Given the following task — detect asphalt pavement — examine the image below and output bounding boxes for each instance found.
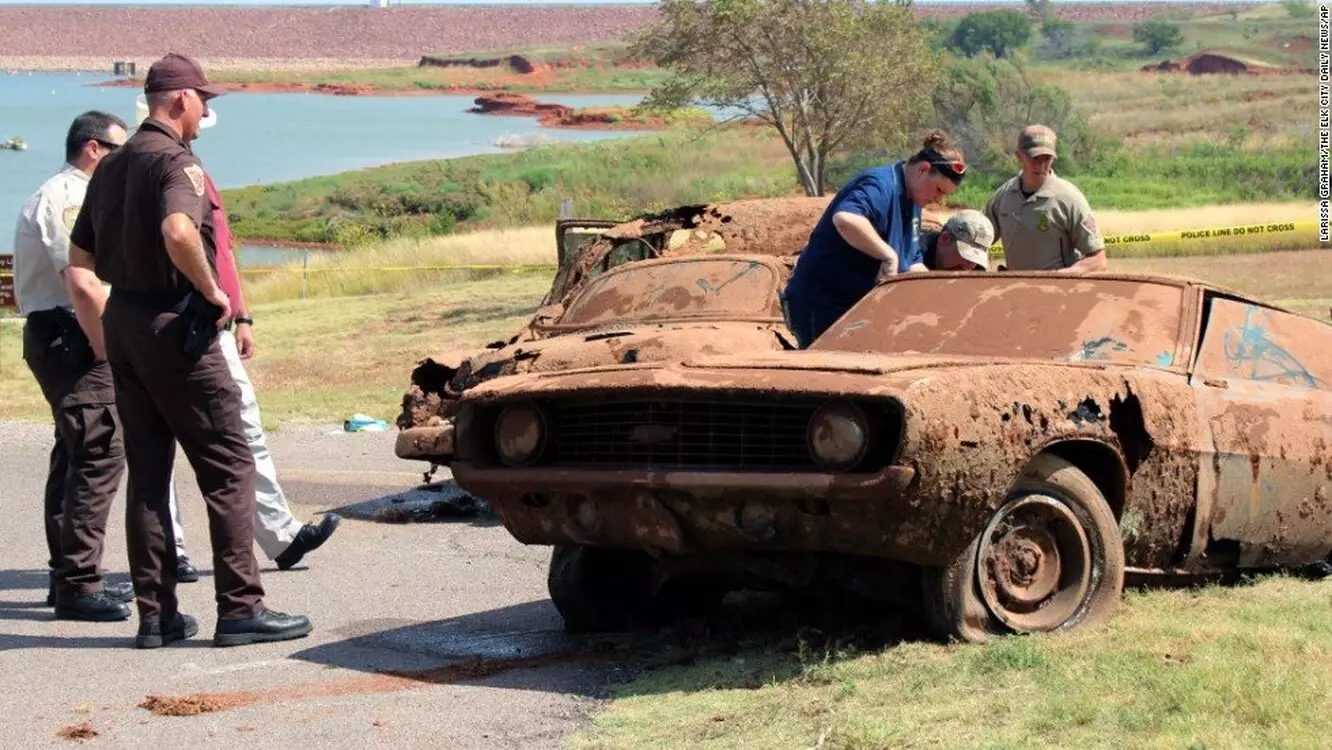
[0,419,619,749]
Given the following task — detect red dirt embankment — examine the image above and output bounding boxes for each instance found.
[0,5,657,66]
[0,4,1259,71]
[469,93,670,130]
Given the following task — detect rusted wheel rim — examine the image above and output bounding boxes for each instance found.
[976,494,1092,633]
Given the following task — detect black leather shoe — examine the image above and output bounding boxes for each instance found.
[214,610,312,647]
[177,556,200,583]
[47,580,132,606]
[274,514,342,571]
[54,592,132,622]
[136,613,199,649]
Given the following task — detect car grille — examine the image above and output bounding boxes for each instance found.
[542,397,818,470]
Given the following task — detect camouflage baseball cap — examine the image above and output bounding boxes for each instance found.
[1018,124,1057,158]
[943,210,995,270]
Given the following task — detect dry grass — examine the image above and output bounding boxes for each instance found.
[243,227,556,305]
[570,577,1332,750]
[1115,249,1332,319]
[1095,201,1315,235]
[1047,70,1315,150]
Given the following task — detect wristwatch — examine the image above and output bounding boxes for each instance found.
[233,315,254,327]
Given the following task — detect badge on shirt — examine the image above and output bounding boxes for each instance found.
[1082,215,1099,235]
[61,206,79,231]
[182,164,206,197]
[1036,212,1050,232]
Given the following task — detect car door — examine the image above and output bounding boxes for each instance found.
[1186,295,1332,569]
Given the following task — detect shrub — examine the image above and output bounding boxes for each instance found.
[1280,0,1315,19]
[948,10,1033,58]
[1132,20,1184,55]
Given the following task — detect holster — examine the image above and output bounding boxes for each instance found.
[23,307,94,371]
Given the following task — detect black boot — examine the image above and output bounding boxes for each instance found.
[214,610,313,647]
[54,591,131,622]
[177,556,200,583]
[274,514,342,571]
[48,580,132,606]
[136,613,199,649]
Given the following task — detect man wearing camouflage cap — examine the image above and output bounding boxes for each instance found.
[984,125,1106,272]
[921,209,994,271]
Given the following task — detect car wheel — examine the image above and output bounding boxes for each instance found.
[547,544,656,633]
[547,545,729,633]
[921,453,1125,643]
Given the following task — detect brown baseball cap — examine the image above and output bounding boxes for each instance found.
[1018,124,1057,158]
[144,52,227,98]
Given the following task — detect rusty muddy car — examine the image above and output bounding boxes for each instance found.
[395,197,862,470]
[450,272,1332,641]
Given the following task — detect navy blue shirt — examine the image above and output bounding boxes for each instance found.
[782,163,921,346]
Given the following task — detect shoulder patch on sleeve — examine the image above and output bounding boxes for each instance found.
[182,164,206,197]
[62,205,79,231]
[1081,215,1099,235]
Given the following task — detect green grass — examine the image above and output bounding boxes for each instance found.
[569,576,1332,750]
[221,125,800,243]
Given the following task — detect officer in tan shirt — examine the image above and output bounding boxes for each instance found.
[984,125,1106,272]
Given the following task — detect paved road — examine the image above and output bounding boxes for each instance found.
[0,420,616,749]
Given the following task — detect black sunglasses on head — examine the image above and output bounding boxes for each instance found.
[93,139,121,152]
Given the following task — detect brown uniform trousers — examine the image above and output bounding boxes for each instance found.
[103,293,264,621]
[23,309,124,596]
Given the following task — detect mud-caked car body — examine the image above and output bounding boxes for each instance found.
[396,197,953,470]
[395,253,797,466]
[450,273,1332,640]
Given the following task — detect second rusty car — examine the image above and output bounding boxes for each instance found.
[450,272,1332,641]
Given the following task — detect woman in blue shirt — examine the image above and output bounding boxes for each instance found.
[782,130,968,348]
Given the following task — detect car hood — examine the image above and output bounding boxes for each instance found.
[462,348,1127,404]
[474,321,790,373]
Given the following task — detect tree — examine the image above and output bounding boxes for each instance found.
[948,10,1033,59]
[1131,19,1183,55]
[632,0,939,197]
[1024,0,1054,22]
[930,56,1101,174]
[1038,17,1078,59]
[1280,0,1315,18]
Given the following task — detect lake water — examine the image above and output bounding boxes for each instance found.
[1,71,647,253]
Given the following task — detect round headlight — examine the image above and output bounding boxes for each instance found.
[494,403,545,467]
[807,402,868,472]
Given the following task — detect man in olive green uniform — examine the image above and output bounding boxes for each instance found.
[984,125,1106,272]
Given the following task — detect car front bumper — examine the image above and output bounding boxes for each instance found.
[450,464,966,565]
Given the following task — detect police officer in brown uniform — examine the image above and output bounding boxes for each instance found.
[67,52,311,649]
[14,111,134,621]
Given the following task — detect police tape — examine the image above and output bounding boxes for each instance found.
[989,219,1319,254]
[0,220,1320,284]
